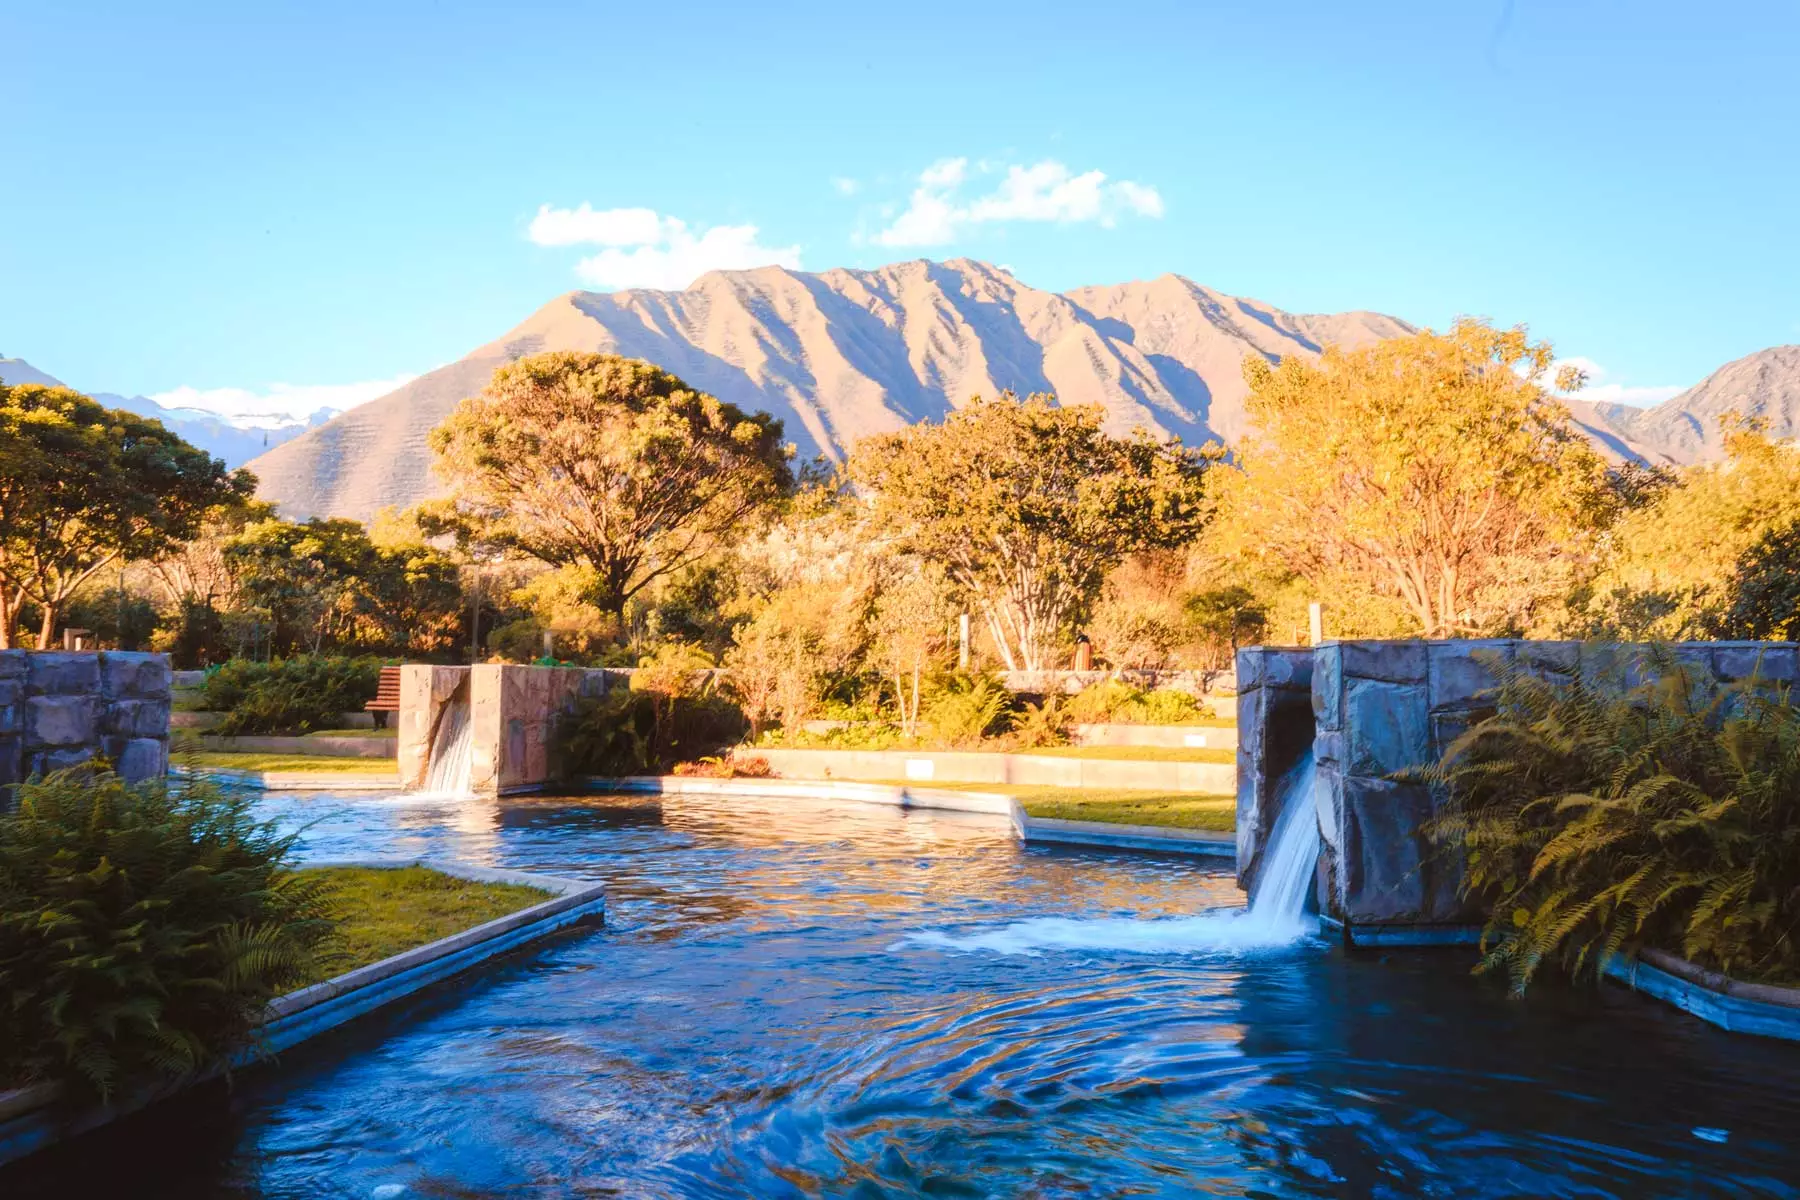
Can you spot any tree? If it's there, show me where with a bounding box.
[1217,319,1617,638]
[867,568,951,737]
[223,515,465,657]
[1710,519,1800,641]
[428,353,794,617]
[1581,420,1800,639]
[0,383,251,648]
[849,394,1211,672]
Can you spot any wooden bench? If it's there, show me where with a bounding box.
[364,665,402,729]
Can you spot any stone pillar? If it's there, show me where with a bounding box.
[1234,646,1315,890]
[470,664,620,794]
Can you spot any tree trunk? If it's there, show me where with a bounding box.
[0,587,16,650]
[36,600,60,650]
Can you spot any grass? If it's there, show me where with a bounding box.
[1014,788,1236,831]
[179,751,396,775]
[1014,744,1234,763]
[294,866,549,987]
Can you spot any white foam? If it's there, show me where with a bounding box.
[901,755,1324,958]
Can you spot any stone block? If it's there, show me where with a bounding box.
[1427,640,1514,712]
[0,734,21,789]
[105,699,171,738]
[0,650,25,680]
[1312,728,1345,769]
[25,694,98,747]
[1236,647,1267,690]
[1344,678,1431,778]
[26,652,100,695]
[0,699,17,737]
[1335,776,1435,923]
[115,737,168,782]
[1517,639,1580,679]
[98,651,172,699]
[1714,643,1799,684]
[1312,644,1342,729]
[1338,640,1428,684]
[30,746,95,776]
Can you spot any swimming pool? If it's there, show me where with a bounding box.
[9,789,1800,1197]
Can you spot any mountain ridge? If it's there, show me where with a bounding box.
[243,258,1421,520]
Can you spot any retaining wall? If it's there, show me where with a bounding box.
[752,747,1234,792]
[0,650,171,788]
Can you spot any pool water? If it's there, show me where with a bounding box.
[9,789,1800,1198]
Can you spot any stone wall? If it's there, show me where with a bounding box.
[397,665,471,789]
[0,650,171,789]
[1238,638,1800,934]
[1233,646,1314,891]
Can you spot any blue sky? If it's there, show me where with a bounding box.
[3,0,1796,418]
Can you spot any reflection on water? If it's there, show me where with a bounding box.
[8,790,1800,1199]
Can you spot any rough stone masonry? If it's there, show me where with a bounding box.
[0,650,172,788]
[1238,639,1800,937]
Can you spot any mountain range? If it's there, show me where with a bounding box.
[0,357,336,467]
[9,259,1800,520]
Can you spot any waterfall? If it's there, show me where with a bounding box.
[421,695,475,798]
[1242,755,1321,935]
[897,753,1324,957]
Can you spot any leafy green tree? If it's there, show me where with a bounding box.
[0,383,251,648]
[867,567,952,737]
[1712,519,1800,640]
[1217,319,1617,638]
[428,352,794,617]
[1582,422,1800,638]
[224,515,464,657]
[849,394,1211,672]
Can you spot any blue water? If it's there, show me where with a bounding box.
[9,789,1800,1198]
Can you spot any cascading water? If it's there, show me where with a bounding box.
[902,753,1323,956]
[420,695,475,798]
[1238,754,1322,935]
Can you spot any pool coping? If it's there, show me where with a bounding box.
[581,776,1237,858]
[0,858,605,1170]
[182,765,402,792]
[1602,948,1800,1041]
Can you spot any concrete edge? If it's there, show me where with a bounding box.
[1016,815,1235,858]
[182,767,402,793]
[582,775,1239,859]
[1603,953,1800,1041]
[0,859,604,1169]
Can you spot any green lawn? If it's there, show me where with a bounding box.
[1017,744,1235,764]
[180,751,397,775]
[1016,788,1237,831]
[295,866,548,986]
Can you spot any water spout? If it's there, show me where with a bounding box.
[419,693,475,798]
[1241,755,1321,937]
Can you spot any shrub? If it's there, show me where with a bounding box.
[1010,695,1071,749]
[0,770,336,1100]
[205,656,386,735]
[1065,680,1207,725]
[920,673,1013,746]
[560,688,748,777]
[1412,647,1800,994]
[672,754,771,779]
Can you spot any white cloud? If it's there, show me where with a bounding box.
[1549,357,1682,408]
[873,157,1165,247]
[530,204,802,290]
[150,374,417,427]
[528,204,663,247]
[831,176,860,197]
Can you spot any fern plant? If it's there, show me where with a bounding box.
[1412,646,1800,994]
[0,770,337,1100]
